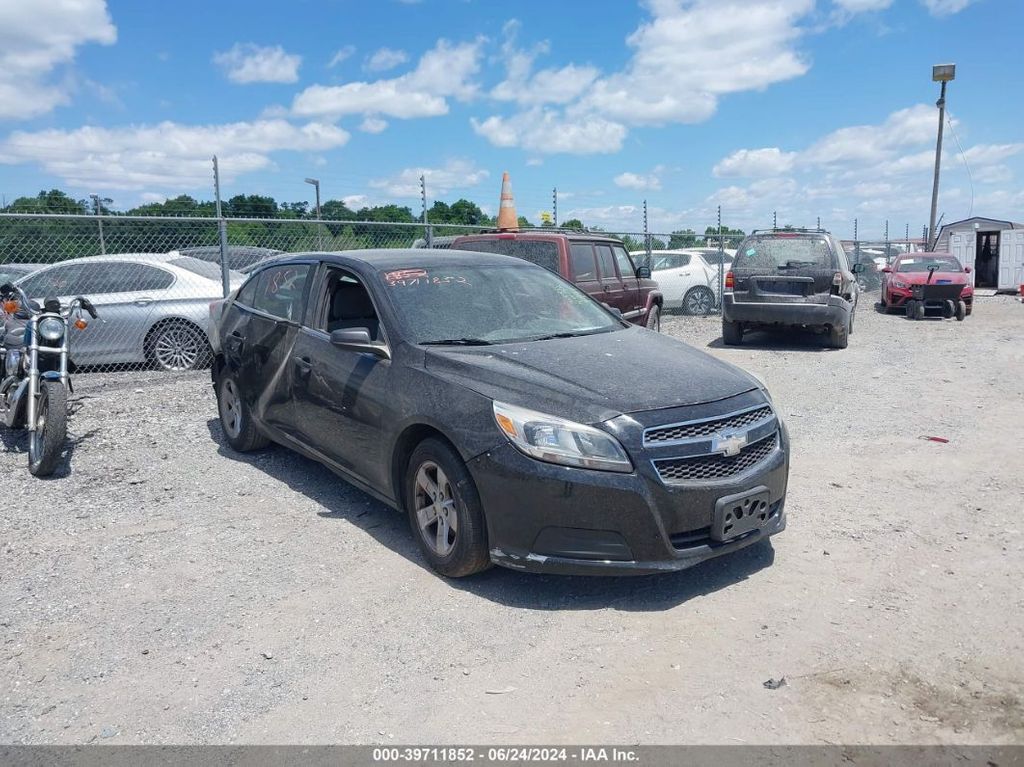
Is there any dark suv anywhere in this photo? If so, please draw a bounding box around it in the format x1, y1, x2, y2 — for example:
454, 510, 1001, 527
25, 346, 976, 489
451, 230, 664, 331
722, 230, 862, 349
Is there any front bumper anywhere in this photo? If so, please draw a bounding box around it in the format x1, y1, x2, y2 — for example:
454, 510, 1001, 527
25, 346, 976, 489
723, 293, 851, 328
887, 286, 973, 309
466, 427, 789, 576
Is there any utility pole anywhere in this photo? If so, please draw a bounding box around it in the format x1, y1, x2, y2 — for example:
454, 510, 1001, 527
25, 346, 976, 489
213, 156, 230, 298
90, 193, 106, 255
718, 205, 725, 311
304, 177, 321, 250
854, 218, 859, 261
928, 63, 955, 250
642, 199, 651, 266
773, 210, 778, 230
421, 174, 431, 248
552, 187, 558, 228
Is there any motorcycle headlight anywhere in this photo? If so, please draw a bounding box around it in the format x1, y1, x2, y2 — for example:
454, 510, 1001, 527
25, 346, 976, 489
37, 317, 65, 342
492, 401, 632, 473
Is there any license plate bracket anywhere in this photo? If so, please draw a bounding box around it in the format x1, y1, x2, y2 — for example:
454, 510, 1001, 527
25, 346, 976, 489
712, 487, 771, 542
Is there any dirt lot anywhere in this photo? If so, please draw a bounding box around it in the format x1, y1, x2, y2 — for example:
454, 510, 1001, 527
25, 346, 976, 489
2, 295, 1023, 745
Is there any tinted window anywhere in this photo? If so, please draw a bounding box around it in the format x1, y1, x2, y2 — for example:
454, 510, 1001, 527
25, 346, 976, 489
733, 236, 835, 269
652, 254, 690, 271
570, 243, 597, 281
455, 239, 559, 273
18, 264, 88, 298
595, 245, 617, 279
247, 264, 311, 321
169, 256, 243, 282
612, 247, 636, 280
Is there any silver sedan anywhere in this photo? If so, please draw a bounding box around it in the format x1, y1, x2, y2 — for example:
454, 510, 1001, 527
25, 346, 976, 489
13, 253, 242, 370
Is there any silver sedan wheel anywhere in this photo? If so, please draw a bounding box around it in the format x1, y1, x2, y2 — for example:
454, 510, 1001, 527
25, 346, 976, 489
153, 323, 202, 371
219, 378, 242, 439
684, 286, 715, 316
414, 461, 458, 557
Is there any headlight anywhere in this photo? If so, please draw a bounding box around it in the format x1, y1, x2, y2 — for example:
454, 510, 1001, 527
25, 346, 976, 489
892, 279, 909, 289
37, 317, 65, 342
492, 401, 632, 473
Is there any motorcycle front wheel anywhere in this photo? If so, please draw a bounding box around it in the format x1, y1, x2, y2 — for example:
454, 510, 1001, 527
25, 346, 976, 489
28, 380, 67, 477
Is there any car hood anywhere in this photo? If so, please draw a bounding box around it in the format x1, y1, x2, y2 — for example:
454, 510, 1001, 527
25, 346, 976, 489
422, 326, 759, 424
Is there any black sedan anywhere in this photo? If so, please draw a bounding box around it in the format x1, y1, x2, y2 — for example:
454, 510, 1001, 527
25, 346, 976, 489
211, 250, 789, 577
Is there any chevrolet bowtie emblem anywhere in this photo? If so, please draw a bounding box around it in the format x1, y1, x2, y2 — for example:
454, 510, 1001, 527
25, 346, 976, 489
712, 432, 747, 457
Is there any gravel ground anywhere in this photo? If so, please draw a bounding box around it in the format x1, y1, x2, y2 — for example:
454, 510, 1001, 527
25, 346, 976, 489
2, 294, 1023, 745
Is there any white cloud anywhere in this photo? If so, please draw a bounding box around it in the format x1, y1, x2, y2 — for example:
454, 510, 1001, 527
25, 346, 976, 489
329, 46, 356, 67
475, 0, 813, 154
802, 104, 943, 165
0, 0, 116, 121
614, 167, 664, 191
713, 148, 798, 177
370, 159, 489, 198
343, 194, 370, 208
213, 43, 302, 84
832, 0, 893, 11
359, 116, 389, 134
0, 119, 350, 190
919, 0, 975, 16
292, 38, 483, 119
365, 47, 409, 72
471, 109, 627, 155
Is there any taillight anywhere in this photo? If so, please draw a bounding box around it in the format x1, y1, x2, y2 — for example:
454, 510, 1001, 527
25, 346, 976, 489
725, 271, 734, 291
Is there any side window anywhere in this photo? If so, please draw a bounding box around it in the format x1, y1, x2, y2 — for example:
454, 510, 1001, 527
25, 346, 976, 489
612, 246, 636, 280
20, 264, 87, 298
676, 254, 692, 267
316, 268, 381, 341
570, 243, 597, 281
595, 245, 617, 280
249, 265, 311, 321
78, 263, 174, 294
235, 275, 259, 307
832, 238, 850, 270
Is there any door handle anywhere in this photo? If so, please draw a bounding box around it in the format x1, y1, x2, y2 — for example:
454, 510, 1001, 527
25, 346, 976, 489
134, 297, 153, 306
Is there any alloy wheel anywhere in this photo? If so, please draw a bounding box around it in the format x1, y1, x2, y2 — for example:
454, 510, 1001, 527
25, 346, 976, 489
414, 461, 458, 557
154, 324, 201, 371
220, 378, 242, 439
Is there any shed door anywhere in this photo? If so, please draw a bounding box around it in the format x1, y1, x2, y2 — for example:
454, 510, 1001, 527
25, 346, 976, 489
950, 232, 975, 285
998, 229, 1024, 290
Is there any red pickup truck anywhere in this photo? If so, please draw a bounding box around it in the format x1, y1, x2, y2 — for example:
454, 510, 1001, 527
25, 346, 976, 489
450, 230, 664, 331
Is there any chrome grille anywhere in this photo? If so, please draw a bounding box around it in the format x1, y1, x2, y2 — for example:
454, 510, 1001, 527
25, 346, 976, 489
644, 405, 774, 445
654, 435, 777, 483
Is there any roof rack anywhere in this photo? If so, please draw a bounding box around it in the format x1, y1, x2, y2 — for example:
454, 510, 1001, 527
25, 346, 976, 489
750, 227, 829, 234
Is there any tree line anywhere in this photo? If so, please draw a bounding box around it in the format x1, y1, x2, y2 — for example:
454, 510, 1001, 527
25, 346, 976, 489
0, 188, 745, 262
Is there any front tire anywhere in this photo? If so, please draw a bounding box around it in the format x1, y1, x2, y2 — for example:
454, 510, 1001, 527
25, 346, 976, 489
722, 319, 743, 345
955, 300, 967, 321
216, 371, 269, 452
406, 438, 490, 578
28, 380, 67, 477
645, 304, 661, 332
682, 286, 715, 316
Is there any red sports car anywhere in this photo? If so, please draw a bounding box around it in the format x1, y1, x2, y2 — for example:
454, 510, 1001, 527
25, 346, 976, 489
880, 252, 973, 317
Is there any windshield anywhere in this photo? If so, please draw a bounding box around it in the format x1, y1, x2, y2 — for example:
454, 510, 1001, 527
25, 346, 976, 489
896, 256, 961, 273
169, 256, 243, 281
454, 239, 560, 274
380, 264, 623, 345
734, 236, 834, 269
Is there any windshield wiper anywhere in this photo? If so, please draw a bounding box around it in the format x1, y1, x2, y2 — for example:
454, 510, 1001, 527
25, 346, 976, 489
526, 328, 609, 342
420, 338, 494, 346
778, 260, 817, 268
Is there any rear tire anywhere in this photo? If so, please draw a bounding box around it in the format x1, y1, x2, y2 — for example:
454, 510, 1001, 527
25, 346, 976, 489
645, 304, 661, 332
915, 301, 926, 321
722, 319, 743, 346
682, 286, 715, 316
955, 300, 967, 321
28, 380, 66, 477
828, 316, 850, 349
904, 300, 917, 320
216, 371, 269, 452
146, 320, 212, 372
406, 438, 490, 578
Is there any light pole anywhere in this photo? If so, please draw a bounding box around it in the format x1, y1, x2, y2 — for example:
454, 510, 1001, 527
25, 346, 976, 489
928, 63, 955, 251
304, 177, 322, 250
90, 193, 106, 254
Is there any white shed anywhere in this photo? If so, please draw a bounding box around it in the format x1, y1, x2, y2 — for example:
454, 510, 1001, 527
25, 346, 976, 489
935, 216, 1024, 291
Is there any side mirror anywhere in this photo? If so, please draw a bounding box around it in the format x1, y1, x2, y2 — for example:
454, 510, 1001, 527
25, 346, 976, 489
635, 265, 652, 279
329, 327, 389, 359
964, 266, 972, 273
852, 262, 865, 274
602, 303, 624, 319
881, 267, 892, 274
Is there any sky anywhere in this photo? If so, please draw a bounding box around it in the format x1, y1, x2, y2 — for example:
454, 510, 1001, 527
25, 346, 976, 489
0, 0, 1021, 237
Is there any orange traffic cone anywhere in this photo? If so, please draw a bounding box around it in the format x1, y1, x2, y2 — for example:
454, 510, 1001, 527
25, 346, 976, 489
496, 171, 518, 230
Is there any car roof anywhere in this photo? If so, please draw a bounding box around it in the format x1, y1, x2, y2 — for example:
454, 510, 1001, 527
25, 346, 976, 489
28, 253, 181, 267
251, 248, 533, 271
455, 230, 625, 244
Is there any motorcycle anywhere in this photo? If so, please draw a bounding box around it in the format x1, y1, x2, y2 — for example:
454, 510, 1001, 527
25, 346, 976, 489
0, 283, 98, 476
